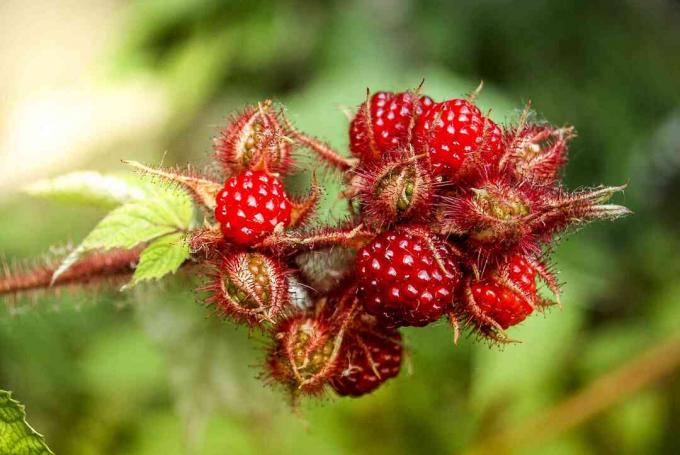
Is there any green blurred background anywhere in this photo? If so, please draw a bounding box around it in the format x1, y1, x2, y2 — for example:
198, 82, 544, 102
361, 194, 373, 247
1, 0, 679, 453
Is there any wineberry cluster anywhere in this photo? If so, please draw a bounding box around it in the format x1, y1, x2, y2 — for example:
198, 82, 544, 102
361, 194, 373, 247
171, 91, 628, 400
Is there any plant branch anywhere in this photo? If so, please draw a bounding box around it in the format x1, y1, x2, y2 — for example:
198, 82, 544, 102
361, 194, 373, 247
255, 225, 375, 252
1, 247, 144, 297
281, 113, 358, 171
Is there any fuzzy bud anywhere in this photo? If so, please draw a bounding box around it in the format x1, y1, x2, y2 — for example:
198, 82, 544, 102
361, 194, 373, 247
294, 247, 356, 294
500, 124, 573, 184
266, 309, 344, 395
205, 252, 289, 326
443, 180, 533, 255
355, 157, 434, 226
442, 178, 629, 260
214, 101, 292, 175
468, 185, 532, 241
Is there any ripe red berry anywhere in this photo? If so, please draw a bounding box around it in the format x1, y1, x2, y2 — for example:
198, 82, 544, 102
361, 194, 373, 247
215, 170, 292, 245
356, 227, 461, 327
204, 252, 289, 326
350, 91, 434, 162
413, 99, 502, 179
330, 316, 402, 397
466, 254, 537, 331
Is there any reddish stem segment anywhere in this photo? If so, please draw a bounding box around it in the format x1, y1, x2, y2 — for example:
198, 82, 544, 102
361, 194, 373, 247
256, 225, 375, 252
282, 114, 357, 171
0, 248, 143, 296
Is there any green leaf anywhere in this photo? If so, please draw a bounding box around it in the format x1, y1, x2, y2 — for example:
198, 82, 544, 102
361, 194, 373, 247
24, 171, 147, 208
128, 232, 190, 288
52, 184, 194, 282
0, 390, 53, 455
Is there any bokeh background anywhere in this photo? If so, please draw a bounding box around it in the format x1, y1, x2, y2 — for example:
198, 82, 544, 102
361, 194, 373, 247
1, 0, 680, 453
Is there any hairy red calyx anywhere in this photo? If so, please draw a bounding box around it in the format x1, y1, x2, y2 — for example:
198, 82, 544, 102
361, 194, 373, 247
441, 177, 630, 260
215, 100, 293, 175
354, 154, 434, 226
498, 124, 574, 184
265, 293, 358, 396
203, 252, 289, 326
267, 314, 340, 395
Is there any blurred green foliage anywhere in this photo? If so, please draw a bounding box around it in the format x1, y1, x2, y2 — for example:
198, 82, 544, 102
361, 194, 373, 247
2, 0, 680, 453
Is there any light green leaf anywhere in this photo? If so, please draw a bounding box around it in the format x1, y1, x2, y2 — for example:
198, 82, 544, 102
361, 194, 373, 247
24, 171, 147, 208
52, 184, 194, 282
0, 390, 53, 455
128, 232, 190, 288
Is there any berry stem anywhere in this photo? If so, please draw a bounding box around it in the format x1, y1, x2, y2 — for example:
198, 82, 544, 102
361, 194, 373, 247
447, 312, 461, 345
0, 247, 144, 298
289, 174, 322, 228
255, 225, 375, 251
281, 113, 357, 171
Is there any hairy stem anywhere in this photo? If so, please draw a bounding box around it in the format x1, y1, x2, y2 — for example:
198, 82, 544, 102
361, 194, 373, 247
282, 114, 357, 171
256, 225, 375, 252
1, 247, 143, 297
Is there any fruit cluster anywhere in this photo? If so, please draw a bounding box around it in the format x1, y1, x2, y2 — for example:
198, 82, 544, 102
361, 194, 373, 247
177, 90, 628, 400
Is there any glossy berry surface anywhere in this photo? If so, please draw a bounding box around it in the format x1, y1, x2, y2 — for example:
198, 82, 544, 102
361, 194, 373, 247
470, 255, 537, 329
356, 228, 461, 326
330, 322, 402, 397
507, 254, 538, 294
215, 170, 292, 245
413, 99, 502, 178
350, 91, 434, 161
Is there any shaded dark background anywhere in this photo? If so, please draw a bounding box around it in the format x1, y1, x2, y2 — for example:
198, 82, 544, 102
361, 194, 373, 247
1, 0, 679, 453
